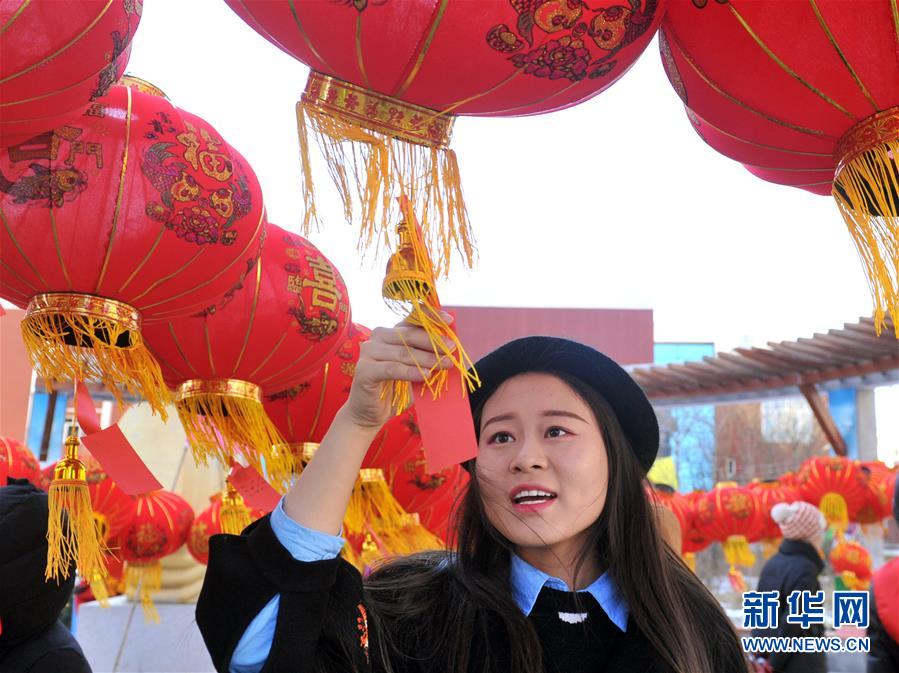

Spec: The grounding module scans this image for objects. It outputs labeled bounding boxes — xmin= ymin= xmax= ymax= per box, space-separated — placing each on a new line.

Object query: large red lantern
xmin=830 ymin=540 xmax=873 ymax=591
xmin=660 ymin=1 xmax=899 ymax=335
xmin=264 ymin=322 xmax=370 ymax=468
xmin=0 ymin=0 xmax=141 ymax=147
xmin=695 ymin=482 xmax=764 ymax=590
xmin=364 ymin=408 xmax=468 ymax=541
xmin=0 ymin=80 xmax=267 ymax=414
xmin=144 ymin=224 xmax=351 ymax=487
xmin=225 ymin=0 xmax=667 ymax=275
xmin=749 ymin=478 xmax=801 ymax=556
xmin=0 ymin=436 xmax=40 ymax=485
xmin=121 ymin=489 xmax=193 ymax=622
xmin=855 ymin=461 xmax=894 ymax=525
xmin=796 ymin=456 xmax=866 ymax=533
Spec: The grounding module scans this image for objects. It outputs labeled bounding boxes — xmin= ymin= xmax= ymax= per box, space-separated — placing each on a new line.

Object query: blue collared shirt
xmin=229 ymin=498 xmax=629 ymax=673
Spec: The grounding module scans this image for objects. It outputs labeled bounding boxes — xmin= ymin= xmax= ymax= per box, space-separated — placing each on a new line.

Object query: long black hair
xmin=357 ymin=371 xmax=750 ymax=673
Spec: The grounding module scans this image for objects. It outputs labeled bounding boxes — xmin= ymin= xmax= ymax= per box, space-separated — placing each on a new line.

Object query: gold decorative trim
xmin=835 ymin=106 xmax=899 ymax=175
xmin=26 ymin=293 xmax=141 ymax=331
xmin=178 ymin=378 xmax=261 ymax=403
xmin=302 ymin=442 xmax=320 ymax=461
xmin=360 ymin=467 xmax=385 ymax=483
xmin=120 ymin=75 xmax=169 ymax=100
xmin=302 ymin=71 xmax=453 ymax=148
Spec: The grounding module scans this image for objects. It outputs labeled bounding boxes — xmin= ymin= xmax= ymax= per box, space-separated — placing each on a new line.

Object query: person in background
xmin=0 ymin=477 xmax=92 ymax=673
xmin=866 ymin=475 xmax=899 ymax=673
xmin=752 ymin=501 xmax=828 ymax=673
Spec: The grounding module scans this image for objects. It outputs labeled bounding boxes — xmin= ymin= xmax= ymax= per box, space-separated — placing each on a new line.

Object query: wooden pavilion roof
xmin=630 ymin=317 xmax=899 ymax=407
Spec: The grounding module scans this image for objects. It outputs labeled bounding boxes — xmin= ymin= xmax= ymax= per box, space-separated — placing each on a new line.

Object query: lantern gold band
xmin=302 ymin=71 xmax=454 ymax=148
xmin=272 ymin=441 xmax=320 ymax=462
xmin=835 ymin=106 xmax=899 ymax=175
xmin=25 ymin=293 xmax=141 ymax=333
xmin=360 ymin=468 xmax=386 ymax=483
xmin=178 ymin=378 xmax=261 ymax=403
xmin=120 ymin=75 xmax=169 ymax=100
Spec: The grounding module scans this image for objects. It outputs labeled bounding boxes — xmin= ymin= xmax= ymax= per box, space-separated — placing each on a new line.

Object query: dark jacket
xmin=867 ymin=558 xmax=899 ymax=673
xmin=0 ymin=478 xmax=92 ymax=673
xmin=751 ymin=539 xmax=827 ymax=673
xmin=196 ymin=515 xmax=745 ymax=673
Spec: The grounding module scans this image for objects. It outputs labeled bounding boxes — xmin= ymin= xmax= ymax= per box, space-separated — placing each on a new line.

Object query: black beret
xmin=467 ymin=336 xmax=659 ymax=473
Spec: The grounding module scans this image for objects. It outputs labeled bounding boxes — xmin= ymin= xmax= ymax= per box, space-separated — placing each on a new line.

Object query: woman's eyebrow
xmin=541 ymin=410 xmax=588 ymax=423
xmin=481 ymin=413 xmax=515 ymax=429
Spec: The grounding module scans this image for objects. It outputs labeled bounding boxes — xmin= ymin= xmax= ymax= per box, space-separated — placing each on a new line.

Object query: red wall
xmin=443 ymin=306 xmax=654 ymax=365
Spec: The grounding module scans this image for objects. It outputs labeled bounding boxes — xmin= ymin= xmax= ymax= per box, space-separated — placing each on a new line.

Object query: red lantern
xmin=855 ymin=461 xmax=893 ymax=524
xmin=660 ymin=1 xmax=899 ymax=335
xmin=188 ymin=486 xmax=264 ymax=565
xmin=121 ymin=490 xmax=194 ymax=622
xmin=830 ymin=540 xmax=873 ymax=590
xmin=264 ymin=322 xmax=370 ymax=468
xmin=0 ymin=80 xmax=267 ymax=415
xmin=364 ymin=408 xmax=468 ymax=541
xmin=144 ymin=224 xmax=351 ymax=487
xmin=681 ymin=490 xmax=712 ymax=553
xmin=81 ymin=450 xmax=137 ymax=542
xmin=0 ymin=436 xmax=40 ymax=485
xmin=225 ymin=0 xmax=667 ymax=275
xmin=695 ymin=482 xmax=764 ymax=590
xmin=0 ymin=0 xmax=141 ymax=147
xmin=796 ymin=456 xmax=866 ymax=533
xmin=749 ymin=479 xmax=801 ymax=541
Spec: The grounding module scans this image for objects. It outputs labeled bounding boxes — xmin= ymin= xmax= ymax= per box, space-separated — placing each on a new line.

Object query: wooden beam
xmin=799 ymin=383 xmax=847 ymax=456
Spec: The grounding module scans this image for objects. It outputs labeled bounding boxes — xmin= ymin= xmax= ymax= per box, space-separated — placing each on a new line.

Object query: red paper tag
xmin=228 ymin=465 xmax=281 ymax=513
xmin=74 ymin=381 xmax=102 ymax=435
xmin=80 ymin=425 xmax=162 ymax=495
xmin=412 ymin=372 xmax=478 ymax=473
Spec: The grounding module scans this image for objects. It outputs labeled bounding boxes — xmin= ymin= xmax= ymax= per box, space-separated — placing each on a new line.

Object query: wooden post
xmin=799 ymin=383 xmax=847 ymax=456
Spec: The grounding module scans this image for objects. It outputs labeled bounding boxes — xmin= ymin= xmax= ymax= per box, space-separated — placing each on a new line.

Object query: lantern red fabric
xmin=695 ymin=482 xmax=763 ymax=589
xmin=796 ymin=456 xmax=866 ymax=532
xmin=660 ymin=1 xmax=899 ymax=335
xmin=0 ymin=436 xmax=40 ymax=485
xmin=749 ymin=479 xmax=801 ymax=541
xmin=364 ymin=408 xmax=468 ymax=541
xmin=681 ymin=490 xmax=712 ymax=555
xmin=144 ymin=224 xmax=351 ymax=486
xmin=0 ymin=0 xmax=141 ymax=147
xmin=81 ymin=450 xmax=137 ymax=542
xmin=188 ymin=489 xmax=264 ymax=565
xmin=264 ymin=322 xmax=370 ymax=466
xmin=855 ymin=461 xmax=893 ymax=524
xmin=225 ymin=0 xmax=668 ymax=275
xmin=830 ymin=540 xmax=873 ymax=590
xmin=0 ymin=81 xmax=267 ymax=415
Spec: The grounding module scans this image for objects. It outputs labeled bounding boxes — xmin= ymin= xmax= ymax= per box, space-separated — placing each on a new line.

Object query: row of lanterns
xmin=650 ymin=456 xmax=897 ymax=592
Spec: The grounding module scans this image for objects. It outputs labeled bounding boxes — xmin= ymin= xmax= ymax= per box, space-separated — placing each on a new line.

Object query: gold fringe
xmin=220 ymin=483 xmax=253 ymax=535
xmin=297 ymin=101 xmax=474 ymax=278
xmin=89 ymin=570 xmax=111 ymax=608
xmin=21 ymin=308 xmax=170 ymax=417
xmin=46 ymin=482 xmax=108 ymax=581
xmin=819 ymin=491 xmax=849 ymax=533
xmin=345 ymin=470 xmax=408 ymax=536
xmin=722 ymin=534 xmax=755 ymax=569
xmin=175 ymin=391 xmax=293 ymax=493
xmin=832 ymin=137 xmax=899 ymax=337
xmin=125 ymin=562 xmax=162 ymax=624
xmin=378 ymin=513 xmax=444 ymax=555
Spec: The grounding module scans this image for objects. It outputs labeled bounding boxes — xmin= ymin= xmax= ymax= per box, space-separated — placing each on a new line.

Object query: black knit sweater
xmin=196 ymin=516 xmax=689 ymax=673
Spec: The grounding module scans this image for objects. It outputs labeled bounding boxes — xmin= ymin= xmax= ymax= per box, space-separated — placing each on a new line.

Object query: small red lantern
xmin=796 ymin=456 xmax=866 ymax=533
xmin=679 ymin=490 xmax=712 ymax=572
xmin=0 ymin=80 xmax=267 ymax=415
xmin=81 ymin=450 xmax=137 ymax=542
xmin=0 ymin=0 xmax=141 ymax=147
xmin=855 ymin=461 xmax=893 ymax=525
xmin=188 ymin=485 xmax=263 ymax=565
xmin=660 ymin=1 xmax=899 ymax=335
xmin=749 ymin=479 xmax=801 ymax=556
xmin=695 ymin=482 xmax=764 ymax=590
xmin=121 ymin=490 xmax=194 ymax=622
xmin=144 ymin=224 xmax=351 ymax=488
xmin=225 ymin=0 xmax=667 ymax=276
xmin=0 ymin=436 xmax=41 ymax=485
xmin=364 ymin=408 xmax=468 ymax=542
xmin=830 ymin=540 xmax=873 ymax=591
xmin=264 ymin=322 xmax=370 ymax=469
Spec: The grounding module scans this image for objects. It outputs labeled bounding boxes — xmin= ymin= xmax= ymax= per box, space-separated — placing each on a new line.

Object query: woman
xmin=751 ymin=501 xmax=828 ymax=673
xmin=197 ymin=323 xmax=750 ymax=673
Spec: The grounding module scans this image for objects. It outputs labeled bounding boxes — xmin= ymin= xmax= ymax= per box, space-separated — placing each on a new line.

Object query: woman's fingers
xmin=370 ymin=324 xmax=456 ymax=353
xmin=364 ymin=340 xmax=440 ymax=370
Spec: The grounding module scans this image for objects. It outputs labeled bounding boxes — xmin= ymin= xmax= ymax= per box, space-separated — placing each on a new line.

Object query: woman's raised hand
xmin=343 ymin=319 xmax=454 ymax=430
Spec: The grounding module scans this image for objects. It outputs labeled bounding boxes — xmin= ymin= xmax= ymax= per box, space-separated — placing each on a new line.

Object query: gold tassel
xmin=819 ymin=492 xmax=849 ymax=534
xmin=21 ymin=293 xmax=170 ymax=417
xmin=832 ymin=110 xmax=899 ymax=337
xmin=125 ymin=561 xmax=162 ymax=624
xmin=297 ymin=72 xmax=474 ymax=278
xmin=378 ymin=512 xmax=444 ymax=555
xmin=220 ymin=482 xmax=253 ymax=535
xmin=45 ymin=431 xmax=108 ymax=581
xmin=683 ymin=551 xmax=696 ymax=573
xmin=89 ymin=569 xmax=111 ymax=608
xmin=176 ymin=379 xmax=293 ymax=493
xmin=359 ymin=531 xmax=385 ymax=571
xmin=722 ymin=534 xmax=755 ymax=569
xmin=345 ymin=469 xmax=408 ymax=536
xmin=381 ymin=203 xmax=480 ymax=414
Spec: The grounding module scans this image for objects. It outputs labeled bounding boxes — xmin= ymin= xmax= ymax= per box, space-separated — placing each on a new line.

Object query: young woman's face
xmin=475 ymin=372 xmax=609 ymax=552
